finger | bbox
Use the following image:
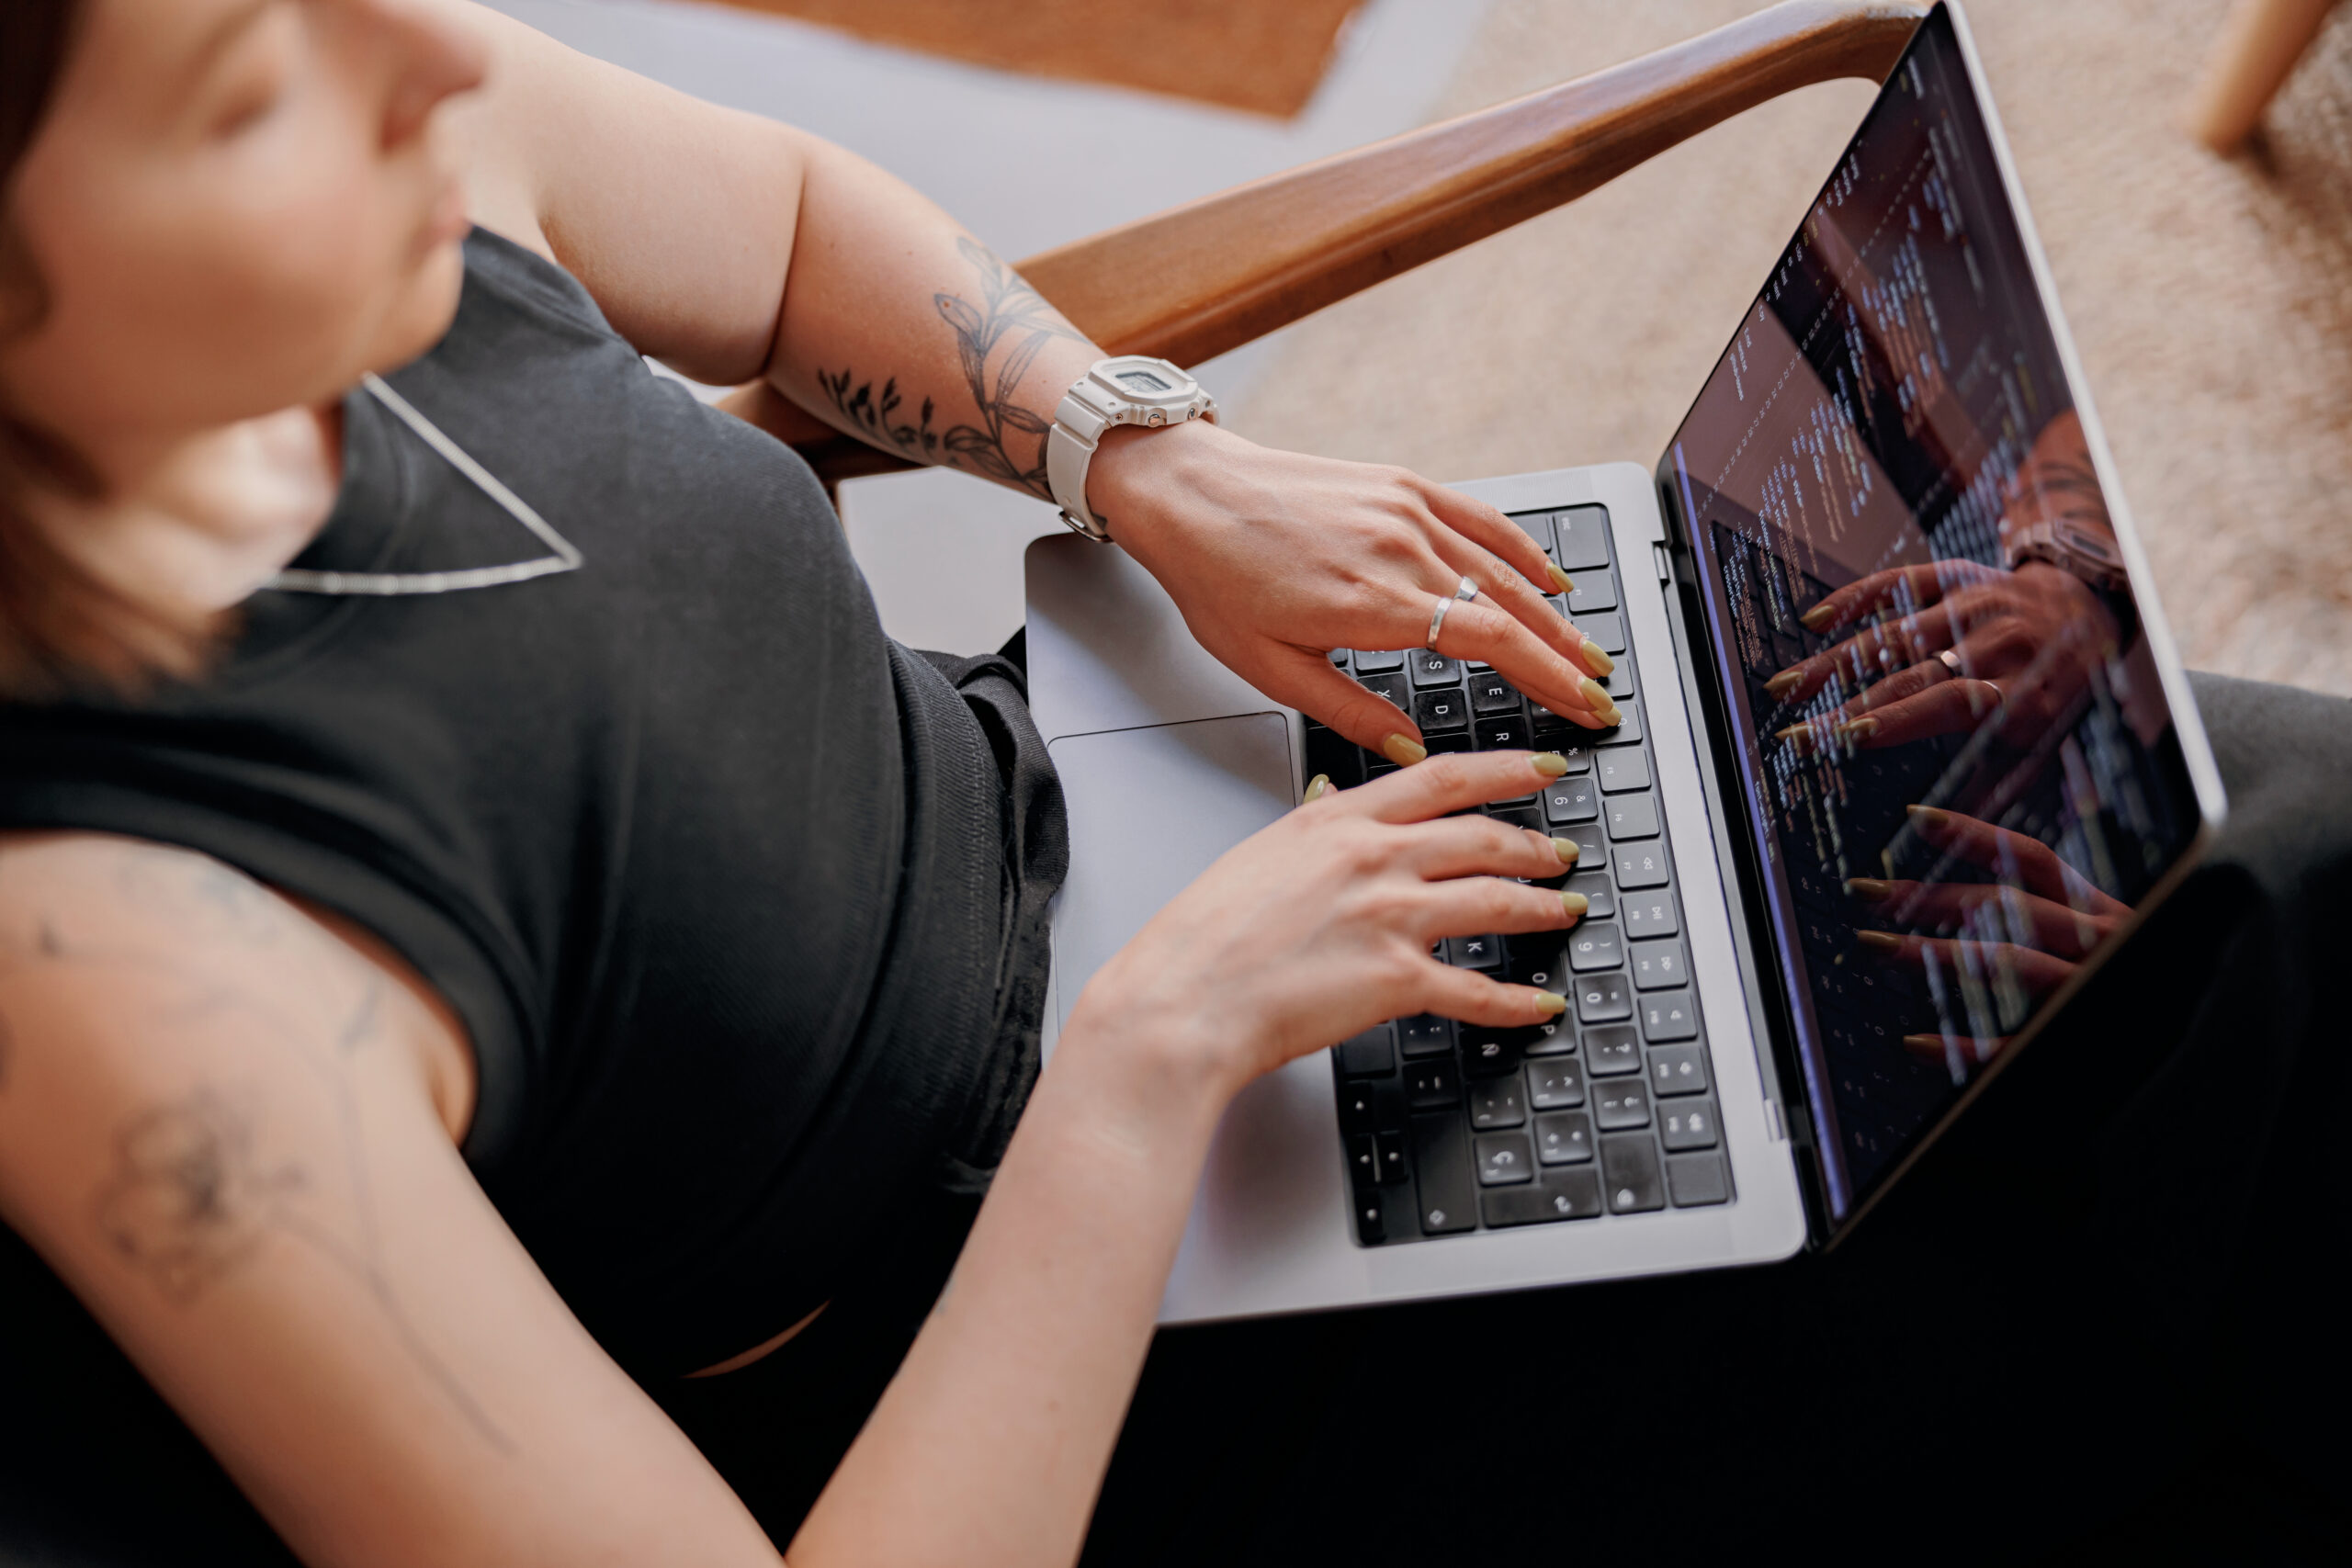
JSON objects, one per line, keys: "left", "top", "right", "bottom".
{"left": 1263, "top": 646, "right": 1422, "bottom": 761}
{"left": 1799, "top": 558, "right": 1999, "bottom": 635}
{"left": 1904, "top": 805, "right": 2132, "bottom": 916}
{"left": 1414, "top": 874, "right": 1583, "bottom": 943}
{"left": 1419, "top": 480, "right": 1570, "bottom": 601}
{"left": 1770, "top": 601, "right": 1968, "bottom": 705}
{"left": 1395, "top": 813, "right": 1579, "bottom": 883}
{"left": 1832, "top": 677, "right": 2006, "bottom": 749}
{"left": 1423, "top": 514, "right": 1603, "bottom": 675}
{"left": 1354, "top": 749, "right": 1572, "bottom": 823}
{"left": 1404, "top": 958, "right": 1574, "bottom": 1030}
{"left": 1434, "top": 599, "right": 1613, "bottom": 722}
{"left": 1844, "top": 877, "right": 2117, "bottom": 957}
{"left": 1855, "top": 929, "right": 2077, "bottom": 998}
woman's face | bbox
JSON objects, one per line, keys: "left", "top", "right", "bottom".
{"left": 1, "top": 0, "right": 488, "bottom": 461}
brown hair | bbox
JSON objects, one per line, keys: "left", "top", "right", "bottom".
{"left": 3, "top": 0, "right": 209, "bottom": 697}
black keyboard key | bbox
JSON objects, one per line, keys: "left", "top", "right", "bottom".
{"left": 1359, "top": 671, "right": 1408, "bottom": 710}
{"left": 1568, "top": 571, "right": 1618, "bottom": 615}
{"left": 1414, "top": 688, "right": 1470, "bottom": 733}
{"left": 1648, "top": 1043, "right": 1710, "bottom": 1097}
{"left": 1473, "top": 714, "right": 1531, "bottom": 751}
{"left": 1638, "top": 989, "right": 1701, "bottom": 1043}
{"left": 1476, "top": 1131, "right": 1535, "bottom": 1186}
{"left": 1376, "top": 1130, "right": 1410, "bottom": 1184}
{"left": 1628, "top": 939, "right": 1688, "bottom": 992}
{"left": 1488, "top": 807, "right": 1544, "bottom": 838}
{"left": 1411, "top": 651, "right": 1464, "bottom": 689}
{"left": 1605, "top": 795, "right": 1660, "bottom": 841}
{"left": 1582, "top": 612, "right": 1627, "bottom": 656}
{"left": 1594, "top": 1077, "right": 1652, "bottom": 1130}
{"left": 1410, "top": 1113, "right": 1478, "bottom": 1235}
{"left": 1468, "top": 670, "right": 1522, "bottom": 714}
{"left": 1575, "top": 972, "right": 1633, "bottom": 1023}
{"left": 1446, "top": 933, "right": 1505, "bottom": 970}
{"left": 1567, "top": 871, "right": 1617, "bottom": 920}
{"left": 1558, "top": 823, "right": 1608, "bottom": 876}
{"left": 1305, "top": 722, "right": 1364, "bottom": 791}
{"left": 1336, "top": 1024, "right": 1396, "bottom": 1077}
{"left": 1666, "top": 1151, "right": 1730, "bottom": 1207}
{"left": 1613, "top": 842, "right": 1671, "bottom": 889}
{"left": 1527, "top": 1057, "right": 1585, "bottom": 1109}
{"left": 1512, "top": 511, "right": 1558, "bottom": 555}
{"left": 1598, "top": 705, "right": 1644, "bottom": 747}
{"left": 1483, "top": 1166, "right": 1603, "bottom": 1225}
{"left": 1556, "top": 506, "right": 1611, "bottom": 571}
{"left": 1467, "top": 1076, "right": 1527, "bottom": 1130}
{"left": 1542, "top": 776, "right": 1600, "bottom": 826}
{"left": 1659, "top": 1097, "right": 1719, "bottom": 1151}
{"left": 1457, "top": 1027, "right": 1522, "bottom": 1079}
{"left": 1584, "top": 1023, "right": 1642, "bottom": 1077}
{"left": 1567, "top": 922, "right": 1624, "bottom": 973}
{"left": 1533, "top": 1109, "right": 1595, "bottom": 1164}
{"left": 1425, "top": 733, "right": 1472, "bottom": 757}
{"left": 1338, "top": 1079, "right": 1379, "bottom": 1132}
{"left": 1603, "top": 667, "right": 1634, "bottom": 700}
{"left": 1620, "top": 890, "right": 1677, "bottom": 939}
{"left": 1348, "top": 1133, "right": 1381, "bottom": 1188}
{"left": 1398, "top": 1014, "right": 1455, "bottom": 1058}
{"left": 1504, "top": 936, "right": 1566, "bottom": 990}
{"left": 1354, "top": 647, "right": 1405, "bottom": 673}
{"left": 1405, "top": 1057, "right": 1461, "bottom": 1109}
{"left": 1601, "top": 1134, "right": 1666, "bottom": 1213}
{"left": 1596, "top": 750, "right": 1651, "bottom": 793}
{"left": 1514, "top": 1017, "right": 1577, "bottom": 1057}
{"left": 1353, "top": 1193, "right": 1386, "bottom": 1243}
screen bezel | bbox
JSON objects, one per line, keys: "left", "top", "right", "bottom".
{"left": 1650, "top": 0, "right": 2228, "bottom": 1247}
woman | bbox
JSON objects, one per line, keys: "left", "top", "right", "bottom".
{"left": 0, "top": 1, "right": 1621, "bottom": 1562}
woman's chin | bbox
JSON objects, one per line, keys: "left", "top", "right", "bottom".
{"left": 368, "top": 239, "right": 468, "bottom": 378}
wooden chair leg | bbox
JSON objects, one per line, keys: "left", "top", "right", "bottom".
{"left": 2186, "top": 0, "right": 2342, "bottom": 154}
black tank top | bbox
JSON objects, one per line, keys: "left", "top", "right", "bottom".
{"left": 0, "top": 230, "right": 1065, "bottom": 1379}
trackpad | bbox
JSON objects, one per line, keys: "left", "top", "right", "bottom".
{"left": 1046, "top": 712, "right": 1294, "bottom": 1034}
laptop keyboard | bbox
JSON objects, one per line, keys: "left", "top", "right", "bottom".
{"left": 1308, "top": 505, "right": 1735, "bottom": 1245}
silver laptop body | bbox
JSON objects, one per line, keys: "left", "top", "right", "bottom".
{"left": 1023, "top": 0, "right": 2225, "bottom": 1325}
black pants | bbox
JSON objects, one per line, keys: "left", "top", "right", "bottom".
{"left": 6, "top": 672, "right": 2347, "bottom": 1563}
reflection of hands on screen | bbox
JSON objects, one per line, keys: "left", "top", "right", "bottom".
{"left": 1846, "top": 804, "right": 2128, "bottom": 1064}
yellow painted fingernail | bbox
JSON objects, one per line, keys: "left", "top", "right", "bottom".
{"left": 1801, "top": 603, "right": 1837, "bottom": 631}
{"left": 1576, "top": 677, "right": 1607, "bottom": 711}
{"left": 1546, "top": 562, "right": 1576, "bottom": 595}
{"left": 1561, "top": 890, "right": 1589, "bottom": 919}
{"left": 1834, "top": 716, "right": 1879, "bottom": 743}
{"left": 1551, "top": 836, "right": 1580, "bottom": 865}
{"left": 1844, "top": 876, "right": 1892, "bottom": 900}
{"left": 1381, "top": 733, "right": 1427, "bottom": 766}
{"left": 1764, "top": 669, "right": 1803, "bottom": 700}
{"left": 1532, "top": 751, "right": 1570, "bottom": 777}
{"left": 1303, "top": 773, "right": 1330, "bottom": 803}
{"left": 1905, "top": 803, "right": 1951, "bottom": 828}
{"left": 1597, "top": 705, "right": 1623, "bottom": 728}
{"left": 1534, "top": 989, "right": 1569, "bottom": 1015}
{"left": 1855, "top": 929, "right": 1902, "bottom": 953}
{"left": 1580, "top": 637, "right": 1615, "bottom": 676}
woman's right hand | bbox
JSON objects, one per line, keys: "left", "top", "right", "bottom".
{"left": 1063, "top": 750, "right": 1588, "bottom": 1106}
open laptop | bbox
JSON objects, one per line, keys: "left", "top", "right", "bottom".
{"left": 1023, "top": 0, "right": 2226, "bottom": 1324}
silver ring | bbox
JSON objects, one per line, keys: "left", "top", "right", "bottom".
{"left": 1453, "top": 575, "right": 1479, "bottom": 603}
{"left": 1427, "top": 593, "right": 1454, "bottom": 649}
{"left": 1938, "top": 649, "right": 1963, "bottom": 675}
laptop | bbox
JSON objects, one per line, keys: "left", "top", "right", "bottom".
{"left": 1023, "top": 0, "right": 2225, "bottom": 1324}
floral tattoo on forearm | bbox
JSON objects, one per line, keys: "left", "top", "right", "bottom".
{"left": 819, "top": 237, "right": 1088, "bottom": 501}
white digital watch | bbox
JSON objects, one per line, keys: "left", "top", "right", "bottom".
{"left": 1046, "top": 356, "right": 1217, "bottom": 543}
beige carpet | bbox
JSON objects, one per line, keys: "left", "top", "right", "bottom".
{"left": 1226, "top": 0, "right": 2352, "bottom": 696}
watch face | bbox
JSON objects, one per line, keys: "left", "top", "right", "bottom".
{"left": 1114, "top": 368, "right": 1172, "bottom": 394}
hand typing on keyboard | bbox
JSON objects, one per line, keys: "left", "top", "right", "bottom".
{"left": 1060, "top": 750, "right": 1588, "bottom": 1104}
{"left": 1087, "top": 421, "right": 1616, "bottom": 765}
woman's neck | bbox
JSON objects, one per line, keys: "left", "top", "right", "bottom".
{"left": 32, "top": 400, "right": 345, "bottom": 618}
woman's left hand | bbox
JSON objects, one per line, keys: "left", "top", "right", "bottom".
{"left": 1089, "top": 422, "right": 1618, "bottom": 758}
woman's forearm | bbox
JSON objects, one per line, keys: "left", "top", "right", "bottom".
{"left": 763, "top": 140, "right": 1107, "bottom": 502}
{"left": 786, "top": 1020, "right": 1230, "bottom": 1568}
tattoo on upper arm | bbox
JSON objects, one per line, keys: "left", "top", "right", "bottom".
{"left": 819, "top": 237, "right": 1088, "bottom": 501}
{"left": 1, "top": 846, "right": 513, "bottom": 1453}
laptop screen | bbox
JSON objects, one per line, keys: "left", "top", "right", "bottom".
{"left": 1663, "top": 5, "right": 2205, "bottom": 1224}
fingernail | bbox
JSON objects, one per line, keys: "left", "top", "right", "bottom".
{"left": 1844, "top": 876, "right": 1892, "bottom": 900}
{"left": 1597, "top": 704, "right": 1624, "bottom": 728}
{"left": 1303, "top": 773, "right": 1330, "bottom": 803}
{"left": 1834, "top": 716, "right": 1879, "bottom": 743}
{"left": 1532, "top": 751, "right": 1570, "bottom": 777}
{"left": 1905, "top": 803, "right": 1951, "bottom": 829}
{"left": 1546, "top": 562, "right": 1575, "bottom": 595}
{"left": 1561, "top": 889, "right": 1589, "bottom": 919}
{"left": 1903, "top": 1032, "right": 1950, "bottom": 1054}
{"left": 1381, "top": 734, "right": 1427, "bottom": 766}
{"left": 1855, "top": 929, "right": 1902, "bottom": 953}
{"left": 1579, "top": 676, "right": 1611, "bottom": 711}
{"left": 1534, "top": 989, "right": 1569, "bottom": 1016}
{"left": 1580, "top": 637, "right": 1616, "bottom": 676}
{"left": 1764, "top": 669, "right": 1803, "bottom": 700}
{"left": 1801, "top": 604, "right": 1837, "bottom": 631}
{"left": 1551, "top": 836, "right": 1581, "bottom": 865}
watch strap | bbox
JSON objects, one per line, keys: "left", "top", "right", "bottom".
{"left": 1047, "top": 399, "right": 1109, "bottom": 541}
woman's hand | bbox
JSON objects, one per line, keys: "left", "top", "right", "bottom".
{"left": 1064, "top": 749, "right": 1589, "bottom": 1106}
{"left": 1089, "top": 423, "right": 1620, "bottom": 758}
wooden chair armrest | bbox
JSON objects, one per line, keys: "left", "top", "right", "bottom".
{"left": 728, "top": 0, "right": 1928, "bottom": 485}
